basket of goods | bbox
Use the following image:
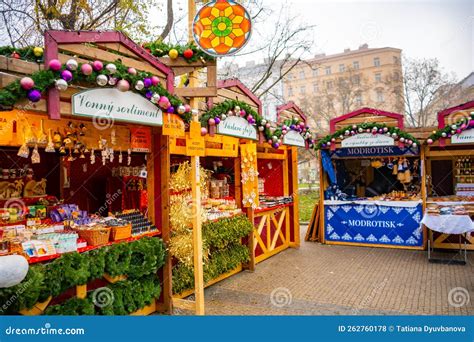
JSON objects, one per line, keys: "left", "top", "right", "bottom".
{"left": 74, "top": 224, "right": 110, "bottom": 246}
{"left": 105, "top": 218, "right": 132, "bottom": 241}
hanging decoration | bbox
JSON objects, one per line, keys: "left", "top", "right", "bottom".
{"left": 0, "top": 59, "right": 194, "bottom": 123}
{"left": 200, "top": 99, "right": 314, "bottom": 148}
{"left": 142, "top": 41, "right": 214, "bottom": 64}
{"left": 240, "top": 143, "right": 259, "bottom": 209}
{"left": 315, "top": 123, "right": 419, "bottom": 150}
{"left": 192, "top": 0, "right": 252, "bottom": 57}
{"left": 426, "top": 111, "right": 474, "bottom": 144}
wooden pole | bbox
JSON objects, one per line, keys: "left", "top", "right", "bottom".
{"left": 188, "top": 0, "right": 205, "bottom": 315}
{"left": 420, "top": 145, "right": 427, "bottom": 250}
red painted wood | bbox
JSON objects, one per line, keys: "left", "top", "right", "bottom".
{"left": 44, "top": 31, "right": 60, "bottom": 120}
{"left": 276, "top": 101, "right": 307, "bottom": 123}
{"left": 437, "top": 100, "right": 474, "bottom": 129}
{"left": 218, "top": 78, "right": 262, "bottom": 114}
{"left": 329, "top": 107, "right": 404, "bottom": 133}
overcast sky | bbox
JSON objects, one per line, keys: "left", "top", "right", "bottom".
{"left": 222, "top": 0, "right": 473, "bottom": 79}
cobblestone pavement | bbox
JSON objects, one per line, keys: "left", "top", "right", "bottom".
{"left": 178, "top": 227, "right": 474, "bottom": 315}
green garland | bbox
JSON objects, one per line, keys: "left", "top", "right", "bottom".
{"left": 200, "top": 99, "right": 314, "bottom": 148}
{"left": 316, "top": 123, "right": 420, "bottom": 150}
{"left": 0, "top": 46, "right": 43, "bottom": 63}
{"left": 0, "top": 58, "right": 192, "bottom": 122}
{"left": 44, "top": 275, "right": 161, "bottom": 315}
{"left": 0, "top": 237, "right": 166, "bottom": 314}
{"left": 143, "top": 41, "right": 214, "bottom": 64}
{"left": 203, "top": 214, "right": 253, "bottom": 250}
{"left": 426, "top": 112, "right": 474, "bottom": 144}
{"left": 172, "top": 243, "right": 250, "bottom": 295}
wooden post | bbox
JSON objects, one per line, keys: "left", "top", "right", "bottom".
{"left": 188, "top": 0, "right": 204, "bottom": 315}
{"left": 245, "top": 208, "right": 256, "bottom": 271}
{"left": 318, "top": 150, "right": 326, "bottom": 243}
{"left": 420, "top": 145, "right": 427, "bottom": 250}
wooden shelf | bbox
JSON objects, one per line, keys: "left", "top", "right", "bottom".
{"left": 27, "top": 230, "right": 160, "bottom": 264}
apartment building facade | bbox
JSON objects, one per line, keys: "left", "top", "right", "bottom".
{"left": 283, "top": 44, "right": 404, "bottom": 130}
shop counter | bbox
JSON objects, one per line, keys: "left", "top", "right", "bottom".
{"left": 323, "top": 200, "right": 423, "bottom": 248}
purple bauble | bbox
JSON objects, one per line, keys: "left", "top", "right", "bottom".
{"left": 273, "top": 143, "right": 280, "bottom": 149}
{"left": 27, "top": 89, "right": 41, "bottom": 102}
{"left": 214, "top": 117, "right": 221, "bottom": 125}
{"left": 167, "top": 106, "right": 175, "bottom": 113}
{"left": 145, "top": 90, "right": 153, "bottom": 99}
{"left": 61, "top": 69, "right": 73, "bottom": 82}
{"left": 321, "top": 143, "right": 327, "bottom": 148}
{"left": 290, "top": 124, "right": 296, "bottom": 130}
{"left": 143, "top": 78, "right": 152, "bottom": 88}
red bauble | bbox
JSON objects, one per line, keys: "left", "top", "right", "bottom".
{"left": 183, "top": 49, "right": 194, "bottom": 59}
{"left": 11, "top": 52, "right": 20, "bottom": 59}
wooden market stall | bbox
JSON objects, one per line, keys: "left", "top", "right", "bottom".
{"left": 316, "top": 108, "right": 425, "bottom": 249}
{"left": 0, "top": 30, "right": 189, "bottom": 315}
{"left": 423, "top": 101, "right": 474, "bottom": 251}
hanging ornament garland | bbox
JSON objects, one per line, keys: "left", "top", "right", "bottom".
{"left": 200, "top": 99, "right": 314, "bottom": 149}
{"left": 315, "top": 123, "right": 419, "bottom": 150}
{"left": 192, "top": 0, "right": 252, "bottom": 57}
{"left": 142, "top": 41, "right": 214, "bottom": 64}
{"left": 426, "top": 111, "right": 474, "bottom": 144}
{"left": 0, "top": 58, "right": 194, "bottom": 122}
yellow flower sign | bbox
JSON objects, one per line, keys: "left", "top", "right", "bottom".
{"left": 193, "top": 0, "right": 252, "bottom": 57}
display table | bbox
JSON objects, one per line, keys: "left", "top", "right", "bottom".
{"left": 324, "top": 200, "right": 423, "bottom": 248}
{"left": 422, "top": 213, "right": 474, "bottom": 265}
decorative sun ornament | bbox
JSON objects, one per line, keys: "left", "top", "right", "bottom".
{"left": 193, "top": 0, "right": 252, "bottom": 57}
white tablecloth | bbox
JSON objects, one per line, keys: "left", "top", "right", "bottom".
{"left": 421, "top": 214, "right": 474, "bottom": 234}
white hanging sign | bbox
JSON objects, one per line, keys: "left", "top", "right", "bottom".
{"left": 72, "top": 88, "right": 163, "bottom": 126}
{"left": 341, "top": 133, "right": 394, "bottom": 148}
{"left": 283, "top": 130, "right": 305, "bottom": 147}
{"left": 217, "top": 116, "right": 257, "bottom": 140}
{"left": 451, "top": 129, "right": 474, "bottom": 144}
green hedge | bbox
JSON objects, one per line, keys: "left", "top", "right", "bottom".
{"left": 0, "top": 237, "right": 166, "bottom": 315}
{"left": 172, "top": 243, "right": 250, "bottom": 295}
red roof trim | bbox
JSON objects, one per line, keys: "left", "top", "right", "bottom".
{"left": 329, "top": 107, "right": 404, "bottom": 133}
{"left": 276, "top": 101, "right": 307, "bottom": 123}
{"left": 44, "top": 30, "right": 174, "bottom": 119}
{"left": 217, "top": 78, "right": 262, "bottom": 114}
{"left": 437, "top": 100, "right": 474, "bottom": 129}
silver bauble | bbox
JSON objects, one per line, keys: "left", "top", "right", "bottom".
{"left": 106, "top": 63, "right": 117, "bottom": 74}
{"left": 55, "top": 79, "right": 68, "bottom": 91}
{"left": 135, "top": 80, "right": 145, "bottom": 90}
{"left": 96, "top": 74, "right": 108, "bottom": 86}
{"left": 66, "top": 59, "right": 78, "bottom": 71}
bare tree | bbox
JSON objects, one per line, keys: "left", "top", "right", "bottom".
{"left": 389, "top": 57, "right": 461, "bottom": 127}
{"left": 0, "top": 0, "right": 163, "bottom": 46}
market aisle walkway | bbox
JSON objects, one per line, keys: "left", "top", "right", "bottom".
{"left": 181, "top": 226, "right": 474, "bottom": 315}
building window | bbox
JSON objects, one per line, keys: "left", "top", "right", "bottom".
{"left": 376, "top": 90, "right": 384, "bottom": 103}
{"left": 326, "top": 81, "right": 333, "bottom": 90}
{"left": 353, "top": 61, "right": 359, "bottom": 70}
{"left": 325, "top": 66, "right": 332, "bottom": 75}
{"left": 374, "top": 57, "right": 380, "bottom": 67}
{"left": 299, "top": 70, "right": 305, "bottom": 79}
{"left": 287, "top": 87, "right": 293, "bottom": 96}
{"left": 339, "top": 64, "right": 345, "bottom": 73}
{"left": 393, "top": 56, "right": 399, "bottom": 64}
{"left": 300, "top": 85, "right": 306, "bottom": 94}
{"left": 352, "top": 75, "right": 360, "bottom": 85}
{"left": 355, "top": 94, "right": 363, "bottom": 106}
{"left": 312, "top": 68, "right": 319, "bottom": 77}
{"left": 313, "top": 82, "right": 319, "bottom": 92}
{"left": 375, "top": 73, "right": 382, "bottom": 82}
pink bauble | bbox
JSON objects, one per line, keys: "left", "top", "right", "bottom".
{"left": 20, "top": 77, "right": 34, "bottom": 90}
{"left": 48, "top": 59, "right": 62, "bottom": 71}
{"left": 427, "top": 138, "right": 433, "bottom": 145}
{"left": 151, "top": 76, "right": 160, "bottom": 86}
{"left": 201, "top": 127, "right": 208, "bottom": 136}
{"left": 268, "top": 139, "right": 273, "bottom": 144}
{"left": 81, "top": 64, "right": 93, "bottom": 75}
{"left": 128, "top": 67, "right": 137, "bottom": 75}
{"left": 208, "top": 118, "right": 216, "bottom": 126}
{"left": 456, "top": 128, "right": 462, "bottom": 134}
{"left": 265, "top": 123, "right": 271, "bottom": 128}
{"left": 240, "top": 110, "right": 246, "bottom": 117}
{"left": 299, "top": 122, "right": 305, "bottom": 128}
{"left": 184, "top": 104, "right": 191, "bottom": 113}
{"left": 282, "top": 129, "right": 287, "bottom": 135}
{"left": 92, "top": 60, "right": 103, "bottom": 71}
{"left": 117, "top": 79, "right": 130, "bottom": 92}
